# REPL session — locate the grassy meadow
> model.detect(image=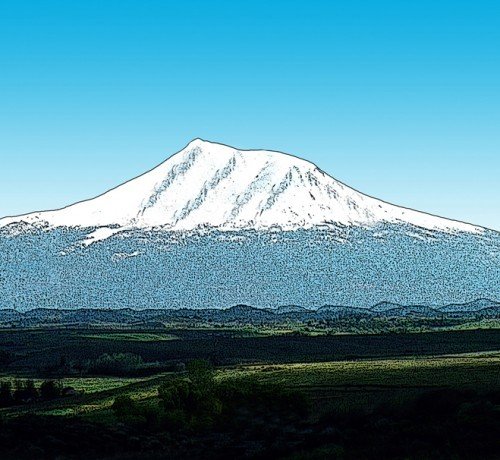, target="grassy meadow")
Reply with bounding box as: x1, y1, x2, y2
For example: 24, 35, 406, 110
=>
0, 327, 498, 458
